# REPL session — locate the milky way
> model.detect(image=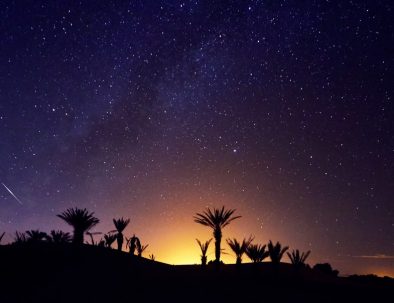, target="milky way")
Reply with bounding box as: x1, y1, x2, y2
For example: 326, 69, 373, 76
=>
0, 1, 393, 275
